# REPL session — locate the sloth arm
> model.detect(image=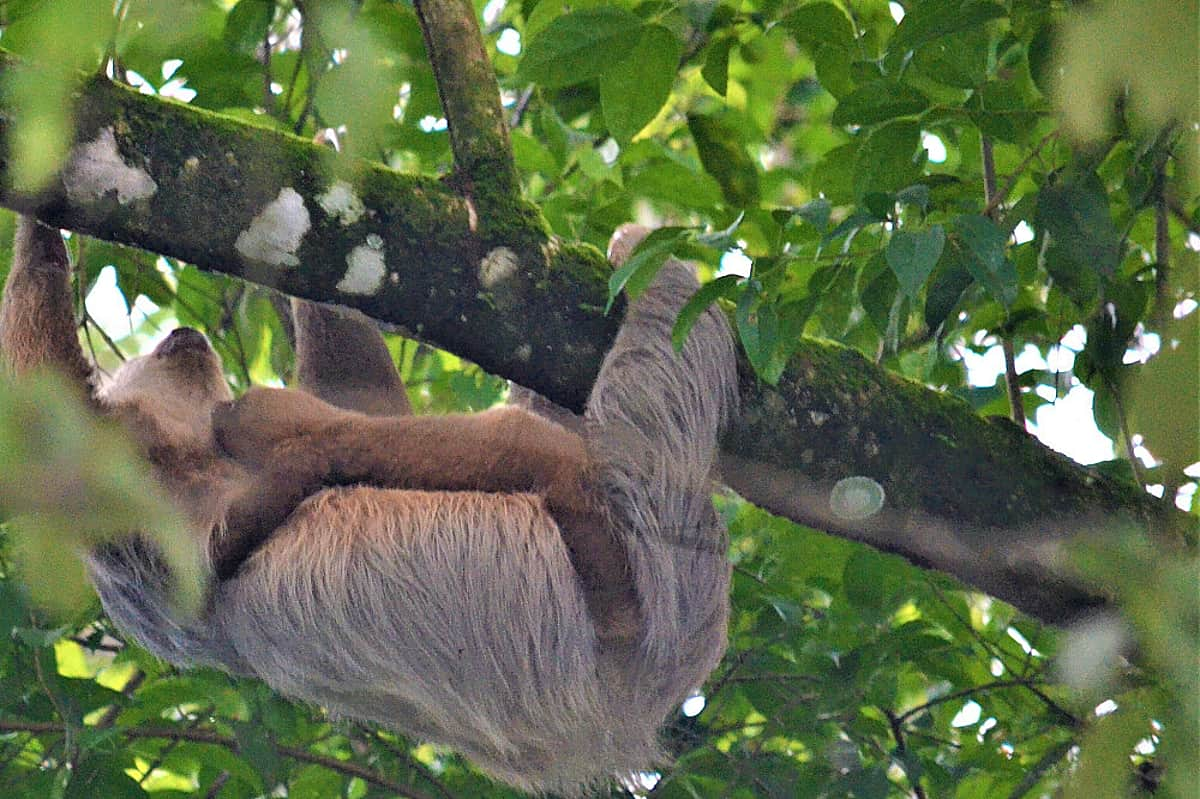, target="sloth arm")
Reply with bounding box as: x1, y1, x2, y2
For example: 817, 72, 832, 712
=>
0, 219, 95, 397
